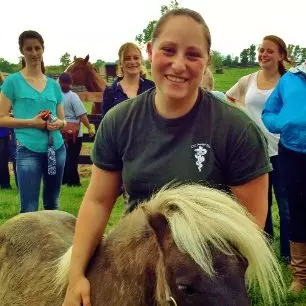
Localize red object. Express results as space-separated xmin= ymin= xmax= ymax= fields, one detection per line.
xmin=40 ymin=110 xmax=51 ymax=121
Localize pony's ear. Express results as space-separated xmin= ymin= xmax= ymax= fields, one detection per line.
xmin=146 ymin=211 xmax=170 ymax=251
xmin=85 ymin=55 xmax=90 ymax=62
xmin=74 ymin=55 xmax=77 ymax=61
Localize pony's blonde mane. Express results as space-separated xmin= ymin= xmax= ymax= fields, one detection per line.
xmin=143 ymin=183 xmax=285 ymax=305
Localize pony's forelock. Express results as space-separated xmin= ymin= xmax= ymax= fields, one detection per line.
xmin=144 ymin=183 xmax=285 ymax=305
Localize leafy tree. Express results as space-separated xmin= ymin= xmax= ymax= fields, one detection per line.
xmin=248 ymin=44 xmax=256 ymax=65
xmin=135 ymin=0 xmax=180 ymax=47
xmin=288 ymin=44 xmax=295 ymax=61
xmin=233 ymin=56 xmax=239 ymax=66
xmin=222 ymin=54 xmax=232 ymax=67
xmin=59 ymin=52 xmax=71 ymax=69
xmin=240 ymin=49 xmax=249 ymax=66
xmin=94 ymin=59 xmax=105 ymax=67
xmin=300 ymin=48 xmax=306 ymax=63
xmin=0 ymin=58 xmax=13 ymax=73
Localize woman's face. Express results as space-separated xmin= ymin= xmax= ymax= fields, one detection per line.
xmin=121 ymin=47 xmax=142 ymax=77
xmin=148 ymin=15 xmax=209 ymax=103
xmin=21 ymin=38 xmax=44 ymax=68
xmin=258 ymin=40 xmax=284 ymax=71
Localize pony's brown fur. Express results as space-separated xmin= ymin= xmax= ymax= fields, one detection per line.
xmin=66 ymin=55 xmax=107 ymax=114
xmin=0 ymin=184 xmax=285 ymax=306
xmin=0 ymin=211 xmax=75 ymax=305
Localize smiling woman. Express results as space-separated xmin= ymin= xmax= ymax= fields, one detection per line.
xmin=101 ymin=42 xmax=155 ymax=115
xmin=0 ymin=30 xmax=66 ymax=214
xmin=226 ymin=35 xmax=292 ymax=263
xmin=62 ymin=8 xmax=273 ymax=305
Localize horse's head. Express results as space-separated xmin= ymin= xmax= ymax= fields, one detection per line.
xmin=66 ymin=55 xmax=106 ymax=92
xmin=87 ymin=184 xmax=285 ymax=306
xmin=144 ymin=209 xmax=249 ymax=306
xmin=66 ymin=55 xmax=93 ymax=86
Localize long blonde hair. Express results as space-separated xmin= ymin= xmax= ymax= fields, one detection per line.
xmin=144 ymin=183 xmax=285 ymax=305
xmin=117 ymin=42 xmax=147 ymax=78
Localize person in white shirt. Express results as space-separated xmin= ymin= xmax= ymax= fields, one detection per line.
xmin=226 ymin=35 xmax=292 ymax=262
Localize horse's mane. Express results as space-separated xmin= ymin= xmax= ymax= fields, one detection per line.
xmin=142 ymin=184 xmax=285 ymax=304
xmin=55 ymin=184 xmax=285 ymax=305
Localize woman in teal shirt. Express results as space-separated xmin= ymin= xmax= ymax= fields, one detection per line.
xmin=0 ymin=30 xmax=66 ymax=213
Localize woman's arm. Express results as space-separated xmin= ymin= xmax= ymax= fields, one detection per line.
xmin=63 ymin=165 xmax=121 ymax=305
xmin=80 ymin=114 xmax=94 ymax=137
xmin=231 ymin=173 xmax=268 ymax=229
xmin=0 ymin=92 xmax=46 ymax=129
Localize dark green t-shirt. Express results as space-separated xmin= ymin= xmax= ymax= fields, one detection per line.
xmin=92 ymin=88 xmax=271 ymax=213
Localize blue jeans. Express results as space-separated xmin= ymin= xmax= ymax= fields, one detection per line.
xmin=16 ymin=144 xmax=66 ymax=213
xmin=264 ymin=155 xmax=290 ymax=259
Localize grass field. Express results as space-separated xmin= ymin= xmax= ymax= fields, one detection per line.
xmin=1 ymin=68 xmax=306 ymax=305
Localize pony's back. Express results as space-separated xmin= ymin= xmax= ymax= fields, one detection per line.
xmin=0 ymin=210 xmax=75 ymax=306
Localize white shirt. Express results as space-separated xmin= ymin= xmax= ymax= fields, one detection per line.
xmin=226 ymin=71 xmax=280 ymax=157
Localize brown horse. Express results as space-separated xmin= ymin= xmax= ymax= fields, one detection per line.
xmin=66 ymin=55 xmax=107 ymax=115
xmin=0 ymin=184 xmax=285 ymax=306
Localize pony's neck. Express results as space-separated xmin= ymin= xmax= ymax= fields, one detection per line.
xmin=86 ymin=217 xmax=158 ymax=305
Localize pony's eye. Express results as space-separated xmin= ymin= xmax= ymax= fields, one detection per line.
xmin=177 ymin=284 xmax=195 ymax=295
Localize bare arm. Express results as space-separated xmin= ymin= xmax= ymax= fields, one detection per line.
xmin=69 ymin=165 xmax=121 ymax=280
xmin=80 ymin=114 xmax=93 ymax=132
xmin=230 ymin=173 xmax=268 ymax=228
xmin=0 ymin=92 xmax=45 ymax=128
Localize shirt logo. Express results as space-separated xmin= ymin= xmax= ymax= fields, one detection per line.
xmin=191 ymin=143 xmax=210 ymax=172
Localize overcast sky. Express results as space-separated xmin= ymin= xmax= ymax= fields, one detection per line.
xmin=1 ymin=0 xmax=304 ymax=65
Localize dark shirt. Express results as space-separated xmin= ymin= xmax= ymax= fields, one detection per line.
xmin=92 ymin=88 xmax=271 ymax=213
xmin=101 ymin=77 xmax=155 ymax=115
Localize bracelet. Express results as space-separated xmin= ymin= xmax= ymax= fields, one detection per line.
xmin=59 ymin=120 xmax=65 ymax=129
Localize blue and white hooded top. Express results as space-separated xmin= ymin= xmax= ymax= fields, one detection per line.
xmin=262 ymin=62 xmax=306 ymax=153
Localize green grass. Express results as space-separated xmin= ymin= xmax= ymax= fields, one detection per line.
xmin=213 ymin=67 xmax=259 ymax=92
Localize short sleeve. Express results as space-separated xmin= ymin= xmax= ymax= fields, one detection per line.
xmin=226 ymin=74 xmax=251 ymax=106
xmin=1 ymin=75 xmax=15 ymax=102
xmin=51 ymin=79 xmax=63 ymax=105
xmin=71 ymin=92 xmax=87 ymax=117
xmin=226 ymin=120 xmax=272 ymax=186
xmin=91 ymin=111 xmax=123 ymax=171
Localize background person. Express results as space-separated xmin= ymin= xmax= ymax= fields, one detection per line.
xmin=262 ymin=61 xmax=306 ymax=292
xmin=59 ymin=72 xmax=94 ymax=187
xmin=0 ymin=30 xmax=66 ymax=213
xmin=226 ymin=35 xmax=291 ymax=262
xmin=101 ymin=42 xmax=155 ymax=115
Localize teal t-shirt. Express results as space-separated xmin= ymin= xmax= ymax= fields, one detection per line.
xmin=1 ymin=72 xmax=64 ymax=152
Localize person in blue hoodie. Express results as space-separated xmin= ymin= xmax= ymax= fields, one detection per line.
xmin=262 ymin=61 xmax=306 ymax=293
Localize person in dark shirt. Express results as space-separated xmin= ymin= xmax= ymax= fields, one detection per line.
xmin=102 ymin=42 xmax=155 ymax=115
xmin=63 ymin=9 xmax=271 ymax=305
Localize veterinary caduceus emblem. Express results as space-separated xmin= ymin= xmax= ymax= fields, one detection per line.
xmin=193 ymin=145 xmax=208 ymax=172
